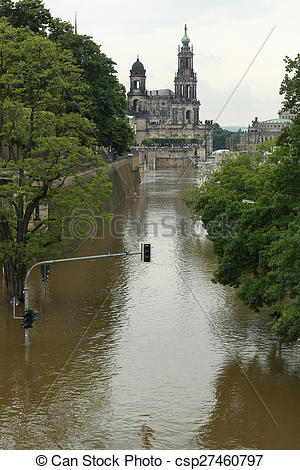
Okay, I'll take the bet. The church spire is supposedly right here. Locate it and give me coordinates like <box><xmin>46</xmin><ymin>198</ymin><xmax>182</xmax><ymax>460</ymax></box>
<box><xmin>75</xmin><ymin>11</ymin><xmax>78</xmax><ymax>34</ymax></box>
<box><xmin>181</xmin><ymin>24</ymin><xmax>190</xmax><ymax>46</ymax></box>
<box><xmin>175</xmin><ymin>25</ymin><xmax>196</xmax><ymax>101</ymax></box>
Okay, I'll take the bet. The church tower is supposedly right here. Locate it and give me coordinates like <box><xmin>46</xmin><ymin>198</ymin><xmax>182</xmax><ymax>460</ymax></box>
<box><xmin>127</xmin><ymin>57</ymin><xmax>147</xmax><ymax>142</ymax></box>
<box><xmin>127</xmin><ymin>26</ymin><xmax>212</xmax><ymax>150</ymax></box>
<box><xmin>128</xmin><ymin>57</ymin><xmax>147</xmax><ymax>114</ymax></box>
<box><xmin>174</xmin><ymin>25</ymin><xmax>199</xmax><ymax>125</ymax></box>
<box><xmin>175</xmin><ymin>25</ymin><xmax>197</xmax><ymax>101</ymax></box>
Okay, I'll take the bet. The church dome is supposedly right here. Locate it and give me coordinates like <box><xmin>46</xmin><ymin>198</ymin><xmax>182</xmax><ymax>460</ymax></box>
<box><xmin>181</xmin><ymin>24</ymin><xmax>190</xmax><ymax>46</ymax></box>
<box><xmin>131</xmin><ymin>58</ymin><xmax>146</xmax><ymax>76</ymax></box>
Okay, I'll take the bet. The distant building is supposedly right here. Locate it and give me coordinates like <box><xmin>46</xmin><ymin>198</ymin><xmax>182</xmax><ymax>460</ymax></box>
<box><xmin>239</xmin><ymin>110</ymin><xmax>296</xmax><ymax>149</ymax></box>
<box><xmin>127</xmin><ymin>25</ymin><xmax>213</xmax><ymax>156</ymax></box>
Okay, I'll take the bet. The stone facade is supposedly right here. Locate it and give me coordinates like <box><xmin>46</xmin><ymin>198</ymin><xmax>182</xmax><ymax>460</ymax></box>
<box><xmin>239</xmin><ymin>110</ymin><xmax>296</xmax><ymax>149</ymax></box>
<box><xmin>127</xmin><ymin>26</ymin><xmax>213</xmax><ymax>156</ymax></box>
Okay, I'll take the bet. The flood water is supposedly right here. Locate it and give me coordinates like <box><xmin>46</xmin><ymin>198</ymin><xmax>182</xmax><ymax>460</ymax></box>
<box><xmin>0</xmin><ymin>168</ymin><xmax>300</xmax><ymax>450</ymax></box>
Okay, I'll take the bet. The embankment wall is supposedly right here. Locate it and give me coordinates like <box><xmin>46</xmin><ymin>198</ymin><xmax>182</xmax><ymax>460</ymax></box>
<box><xmin>101</xmin><ymin>157</ymin><xmax>141</xmax><ymax>212</ymax></box>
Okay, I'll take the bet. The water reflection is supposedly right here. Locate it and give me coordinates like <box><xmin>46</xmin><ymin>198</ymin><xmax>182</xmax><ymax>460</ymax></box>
<box><xmin>0</xmin><ymin>168</ymin><xmax>299</xmax><ymax>449</ymax></box>
<box><xmin>193</xmin><ymin>348</ymin><xmax>300</xmax><ymax>449</ymax></box>
<box><xmin>138</xmin><ymin>422</ymin><xmax>156</xmax><ymax>449</ymax></box>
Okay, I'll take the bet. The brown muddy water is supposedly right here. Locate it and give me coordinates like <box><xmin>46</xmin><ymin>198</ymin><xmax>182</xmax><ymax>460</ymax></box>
<box><xmin>0</xmin><ymin>168</ymin><xmax>299</xmax><ymax>450</ymax></box>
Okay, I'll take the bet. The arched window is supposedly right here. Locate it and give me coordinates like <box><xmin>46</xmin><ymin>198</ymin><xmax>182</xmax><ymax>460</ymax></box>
<box><xmin>134</xmin><ymin>80</ymin><xmax>140</xmax><ymax>89</ymax></box>
<box><xmin>186</xmin><ymin>110</ymin><xmax>191</xmax><ymax>121</ymax></box>
<box><xmin>133</xmin><ymin>99</ymin><xmax>139</xmax><ymax>112</ymax></box>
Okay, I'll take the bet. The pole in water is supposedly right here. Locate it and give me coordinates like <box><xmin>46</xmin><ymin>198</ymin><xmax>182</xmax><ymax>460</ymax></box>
<box><xmin>24</xmin><ymin>287</ymin><xmax>30</xmax><ymax>347</ymax></box>
<box><xmin>22</xmin><ymin>250</ymin><xmax>143</xmax><ymax>348</ymax></box>
<box><xmin>25</xmin><ymin>328</ymin><xmax>29</xmax><ymax>347</ymax></box>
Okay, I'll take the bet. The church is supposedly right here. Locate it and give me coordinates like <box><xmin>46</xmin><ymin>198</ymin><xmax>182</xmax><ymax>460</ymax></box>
<box><xmin>127</xmin><ymin>25</ymin><xmax>213</xmax><ymax>156</ymax></box>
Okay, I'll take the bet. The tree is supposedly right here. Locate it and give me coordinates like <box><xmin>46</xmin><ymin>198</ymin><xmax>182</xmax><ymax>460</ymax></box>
<box><xmin>186</xmin><ymin>118</ymin><xmax>300</xmax><ymax>344</ymax></box>
<box><xmin>0</xmin><ymin>0</ymin><xmax>51</xmax><ymax>34</ymax></box>
<box><xmin>213</xmin><ymin>123</ymin><xmax>240</xmax><ymax>151</ymax></box>
<box><xmin>186</xmin><ymin>52</ymin><xmax>300</xmax><ymax>345</ymax></box>
<box><xmin>0</xmin><ymin>0</ymin><xmax>134</xmax><ymax>153</ymax></box>
<box><xmin>55</xmin><ymin>33</ymin><xmax>134</xmax><ymax>153</ymax></box>
<box><xmin>0</xmin><ymin>1</ymin><xmax>14</xmax><ymax>20</ymax></box>
<box><xmin>0</xmin><ymin>20</ymin><xmax>111</xmax><ymax>300</ymax></box>
<box><xmin>280</xmin><ymin>53</ymin><xmax>300</xmax><ymax>114</ymax></box>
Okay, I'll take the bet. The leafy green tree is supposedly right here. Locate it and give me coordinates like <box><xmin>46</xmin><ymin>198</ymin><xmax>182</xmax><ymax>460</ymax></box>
<box><xmin>187</xmin><ymin>152</ymin><xmax>299</xmax><ymax>343</ymax></box>
<box><xmin>0</xmin><ymin>0</ymin><xmax>13</xmax><ymax>17</ymax></box>
<box><xmin>186</xmin><ymin>114</ymin><xmax>300</xmax><ymax>345</ymax></box>
<box><xmin>55</xmin><ymin>33</ymin><xmax>134</xmax><ymax>153</ymax></box>
<box><xmin>0</xmin><ymin>20</ymin><xmax>111</xmax><ymax>300</ymax></box>
<box><xmin>0</xmin><ymin>0</ymin><xmax>51</xmax><ymax>34</ymax></box>
<box><xmin>187</xmin><ymin>52</ymin><xmax>300</xmax><ymax>345</ymax></box>
<box><xmin>0</xmin><ymin>0</ymin><xmax>134</xmax><ymax>153</ymax></box>
<box><xmin>280</xmin><ymin>53</ymin><xmax>300</xmax><ymax>114</ymax></box>
<box><xmin>47</xmin><ymin>16</ymin><xmax>73</xmax><ymax>41</ymax></box>
<box><xmin>213</xmin><ymin>123</ymin><xmax>227</xmax><ymax>150</ymax></box>
<box><xmin>213</xmin><ymin>123</ymin><xmax>240</xmax><ymax>151</ymax></box>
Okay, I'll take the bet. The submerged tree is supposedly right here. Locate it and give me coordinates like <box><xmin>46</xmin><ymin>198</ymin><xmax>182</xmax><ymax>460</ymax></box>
<box><xmin>0</xmin><ymin>20</ymin><xmax>111</xmax><ymax>300</ymax></box>
<box><xmin>186</xmin><ymin>52</ymin><xmax>300</xmax><ymax>345</ymax></box>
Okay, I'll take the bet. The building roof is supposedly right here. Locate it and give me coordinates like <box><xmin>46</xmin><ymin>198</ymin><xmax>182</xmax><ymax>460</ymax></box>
<box><xmin>263</xmin><ymin>118</ymin><xmax>291</xmax><ymax>124</ymax></box>
<box><xmin>131</xmin><ymin>58</ymin><xmax>146</xmax><ymax>76</ymax></box>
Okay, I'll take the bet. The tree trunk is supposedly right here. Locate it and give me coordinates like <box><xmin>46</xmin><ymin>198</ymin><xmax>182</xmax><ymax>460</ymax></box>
<box><xmin>4</xmin><ymin>259</ymin><xmax>27</xmax><ymax>302</ymax></box>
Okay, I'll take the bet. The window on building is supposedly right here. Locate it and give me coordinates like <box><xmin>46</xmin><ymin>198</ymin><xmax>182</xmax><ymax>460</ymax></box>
<box><xmin>133</xmin><ymin>99</ymin><xmax>139</xmax><ymax>112</ymax></box>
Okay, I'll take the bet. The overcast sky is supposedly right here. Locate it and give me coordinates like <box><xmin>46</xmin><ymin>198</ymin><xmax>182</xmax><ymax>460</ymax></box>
<box><xmin>44</xmin><ymin>0</ymin><xmax>299</xmax><ymax>126</ymax></box>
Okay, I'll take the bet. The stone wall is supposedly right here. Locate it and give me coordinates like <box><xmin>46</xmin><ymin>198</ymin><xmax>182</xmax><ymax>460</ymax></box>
<box><xmin>155</xmin><ymin>157</ymin><xmax>191</xmax><ymax>169</ymax></box>
<box><xmin>143</xmin><ymin>147</ymin><xmax>205</xmax><ymax>169</ymax></box>
<box><xmin>101</xmin><ymin>159</ymin><xmax>141</xmax><ymax>212</ymax></box>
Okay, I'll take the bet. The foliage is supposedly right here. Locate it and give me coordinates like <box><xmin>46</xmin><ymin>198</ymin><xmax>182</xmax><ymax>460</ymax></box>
<box><xmin>55</xmin><ymin>33</ymin><xmax>134</xmax><ymax>154</ymax></box>
<box><xmin>0</xmin><ymin>0</ymin><xmax>51</xmax><ymax>34</ymax></box>
<box><xmin>0</xmin><ymin>0</ymin><xmax>134</xmax><ymax>154</ymax></box>
<box><xmin>0</xmin><ymin>19</ymin><xmax>111</xmax><ymax>300</ymax></box>
<box><xmin>280</xmin><ymin>53</ymin><xmax>300</xmax><ymax>114</ymax></box>
<box><xmin>213</xmin><ymin>123</ymin><xmax>240</xmax><ymax>151</ymax></box>
<box><xmin>186</xmin><ymin>114</ymin><xmax>300</xmax><ymax>345</ymax></box>
<box><xmin>186</xmin><ymin>52</ymin><xmax>300</xmax><ymax>345</ymax></box>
